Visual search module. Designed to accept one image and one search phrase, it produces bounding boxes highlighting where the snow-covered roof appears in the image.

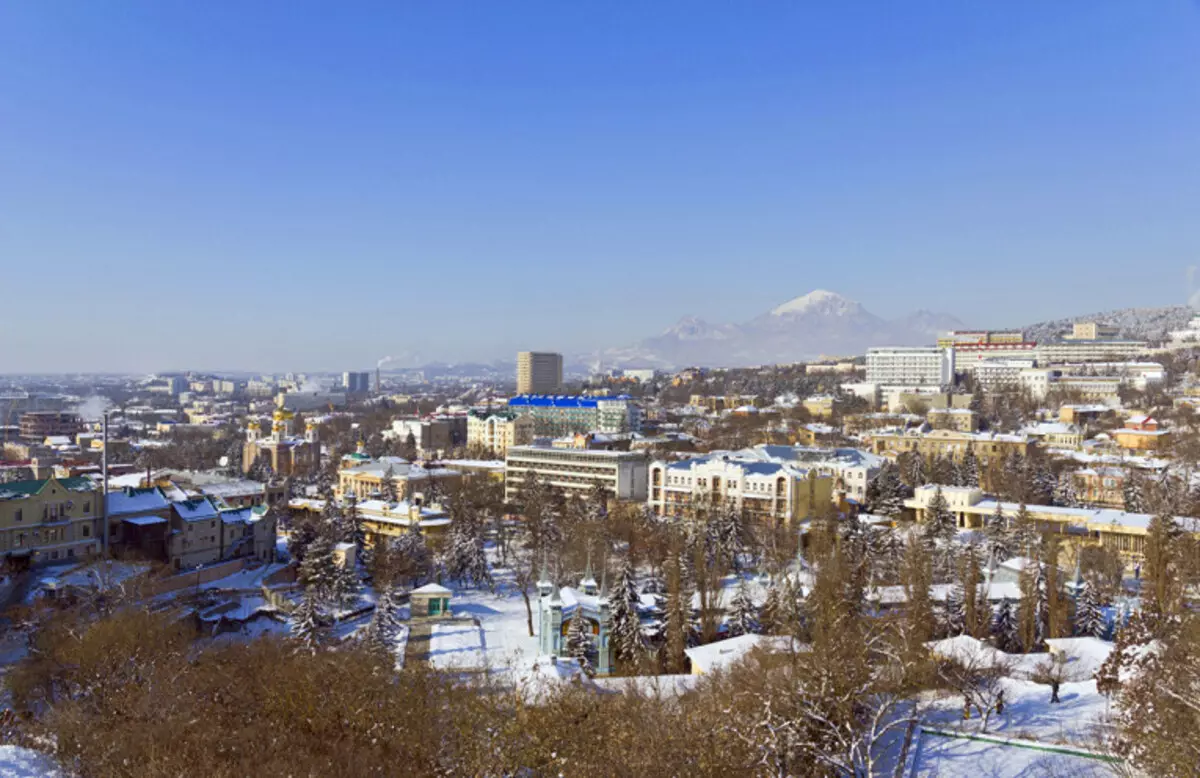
[106,487,169,516]
[172,498,218,522]
[1044,637,1113,679]
[412,583,452,595]
[684,634,800,674]
[122,515,168,526]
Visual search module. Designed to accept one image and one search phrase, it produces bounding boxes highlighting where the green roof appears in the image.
[0,476,96,501]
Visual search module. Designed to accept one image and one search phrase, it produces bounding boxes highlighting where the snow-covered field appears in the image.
[429,622,486,670]
[0,745,61,778]
[911,729,1120,777]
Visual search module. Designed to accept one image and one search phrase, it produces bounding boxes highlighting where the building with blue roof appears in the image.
[506,394,641,437]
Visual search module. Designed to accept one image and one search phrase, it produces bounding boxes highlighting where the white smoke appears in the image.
[378,355,396,368]
[73,395,113,422]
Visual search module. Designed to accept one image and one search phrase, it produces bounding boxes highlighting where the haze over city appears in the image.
[3,2,1200,372]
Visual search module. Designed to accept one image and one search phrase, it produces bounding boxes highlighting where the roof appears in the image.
[122,515,168,526]
[0,476,95,501]
[219,507,254,524]
[507,394,632,409]
[106,486,169,516]
[172,498,218,522]
[684,634,800,673]
[412,583,452,595]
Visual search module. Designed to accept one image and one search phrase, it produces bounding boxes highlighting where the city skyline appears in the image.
[2,2,1199,372]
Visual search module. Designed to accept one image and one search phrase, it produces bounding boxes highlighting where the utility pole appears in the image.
[101,410,109,558]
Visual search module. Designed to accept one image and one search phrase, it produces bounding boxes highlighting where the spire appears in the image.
[598,551,609,602]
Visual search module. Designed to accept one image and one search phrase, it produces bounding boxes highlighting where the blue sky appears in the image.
[2,2,1199,372]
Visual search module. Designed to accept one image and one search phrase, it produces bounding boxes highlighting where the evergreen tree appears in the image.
[960,445,981,488]
[992,599,1019,653]
[727,577,758,637]
[566,612,595,677]
[983,500,1013,562]
[757,581,784,636]
[362,584,402,657]
[1012,502,1038,556]
[609,556,644,663]
[944,583,965,637]
[379,464,398,503]
[922,487,957,548]
[290,590,322,653]
[1018,556,1047,653]
[902,541,935,644]
[1142,512,1183,620]
[866,462,907,519]
[1073,581,1107,638]
[1052,471,1079,508]
[445,520,491,590]
[901,451,927,488]
[343,495,365,550]
[394,520,429,587]
[1123,469,1146,513]
[1029,459,1057,505]
[663,552,690,672]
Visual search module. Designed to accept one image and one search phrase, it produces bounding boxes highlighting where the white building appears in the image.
[504,445,649,502]
[647,451,832,523]
[865,347,954,388]
[736,444,883,503]
[1035,339,1146,364]
[972,358,1039,391]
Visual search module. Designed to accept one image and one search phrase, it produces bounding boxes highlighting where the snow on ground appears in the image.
[922,678,1112,750]
[444,565,539,670]
[198,562,288,591]
[429,622,486,671]
[0,745,62,778]
[911,729,1119,777]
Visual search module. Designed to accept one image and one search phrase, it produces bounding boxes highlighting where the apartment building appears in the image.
[516,351,563,395]
[904,485,1195,568]
[507,394,641,436]
[647,452,833,523]
[505,445,648,502]
[865,347,954,387]
[466,409,535,456]
[0,476,101,567]
[337,456,463,500]
[972,358,1039,392]
[864,428,1032,464]
[19,411,83,442]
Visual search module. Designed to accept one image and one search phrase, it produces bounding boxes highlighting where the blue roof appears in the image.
[508,394,629,409]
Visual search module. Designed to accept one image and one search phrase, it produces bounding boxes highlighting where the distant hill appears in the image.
[587,290,966,369]
[1021,305,1193,343]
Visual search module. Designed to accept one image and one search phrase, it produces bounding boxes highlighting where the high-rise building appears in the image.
[343,371,371,394]
[865,347,955,387]
[516,351,563,394]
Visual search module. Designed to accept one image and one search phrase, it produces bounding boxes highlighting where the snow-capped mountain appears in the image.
[588,290,965,369]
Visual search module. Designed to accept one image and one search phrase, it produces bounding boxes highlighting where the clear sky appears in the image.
[2,2,1199,373]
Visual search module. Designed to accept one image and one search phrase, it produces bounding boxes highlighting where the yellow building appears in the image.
[926,408,978,432]
[336,456,463,500]
[864,428,1031,464]
[802,395,835,419]
[0,476,102,567]
[904,485,1187,568]
[466,409,534,456]
[1112,415,1171,453]
[242,410,319,476]
[354,499,452,545]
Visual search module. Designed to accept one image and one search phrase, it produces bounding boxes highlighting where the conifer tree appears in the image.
[992,599,1019,653]
[379,464,398,503]
[983,500,1013,562]
[901,541,935,644]
[362,584,402,657]
[1142,512,1183,620]
[758,581,783,636]
[944,583,965,637]
[960,445,980,488]
[445,520,491,590]
[1052,471,1079,508]
[866,462,907,519]
[290,590,322,653]
[727,577,758,637]
[1073,580,1106,638]
[609,556,644,663]
[566,612,595,677]
[922,486,957,549]
[1123,469,1146,513]
[1012,502,1038,556]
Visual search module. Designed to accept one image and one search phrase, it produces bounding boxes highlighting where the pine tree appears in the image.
[1012,502,1038,557]
[992,599,1019,653]
[727,577,758,637]
[1018,555,1047,653]
[901,451,927,488]
[362,584,402,656]
[1052,471,1079,508]
[1073,580,1107,638]
[866,462,907,519]
[446,520,491,590]
[566,611,595,677]
[758,581,783,635]
[902,541,935,644]
[1123,469,1146,513]
[379,464,398,503]
[983,500,1013,562]
[1142,512,1183,620]
[1029,459,1057,505]
[960,446,980,488]
[609,556,644,663]
[922,487,957,548]
[663,553,690,672]
[394,520,429,587]
[290,590,322,653]
[944,583,965,637]
[343,494,365,550]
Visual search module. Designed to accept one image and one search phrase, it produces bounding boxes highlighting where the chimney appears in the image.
[375,367,381,394]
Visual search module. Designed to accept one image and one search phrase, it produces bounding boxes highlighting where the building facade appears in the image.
[19,411,83,442]
[466,410,535,456]
[517,351,564,395]
[242,410,319,476]
[865,347,954,387]
[0,477,101,567]
[647,452,833,523]
[507,395,641,436]
[505,445,649,502]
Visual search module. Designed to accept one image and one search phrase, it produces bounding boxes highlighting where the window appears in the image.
[13,509,21,523]
[84,501,90,513]
[82,525,90,537]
